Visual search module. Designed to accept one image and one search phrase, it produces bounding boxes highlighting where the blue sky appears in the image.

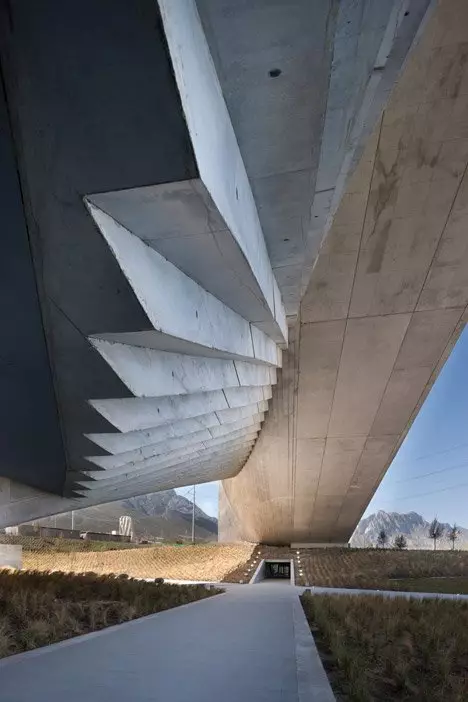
[178,326,468,526]
[176,482,219,518]
[364,325,468,525]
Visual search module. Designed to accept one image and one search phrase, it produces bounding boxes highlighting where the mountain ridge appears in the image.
[33,489,218,542]
[352,510,468,549]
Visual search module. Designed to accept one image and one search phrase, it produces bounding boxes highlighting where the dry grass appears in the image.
[0,534,141,552]
[223,546,468,592]
[296,548,468,590]
[0,568,220,659]
[301,593,468,701]
[24,543,255,581]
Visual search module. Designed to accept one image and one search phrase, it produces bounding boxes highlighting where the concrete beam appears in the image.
[86,424,261,470]
[87,203,280,366]
[84,433,259,482]
[87,412,264,454]
[89,389,269,433]
[157,0,287,344]
[80,443,254,496]
[91,340,275,397]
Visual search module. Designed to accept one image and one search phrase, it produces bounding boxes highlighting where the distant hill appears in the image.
[351,510,468,549]
[34,489,218,543]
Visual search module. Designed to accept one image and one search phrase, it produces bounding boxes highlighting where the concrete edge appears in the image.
[292,595,336,702]
[297,585,468,600]
[249,558,265,584]
[0,589,226,669]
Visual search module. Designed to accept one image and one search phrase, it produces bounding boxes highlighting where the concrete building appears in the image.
[1,0,467,544]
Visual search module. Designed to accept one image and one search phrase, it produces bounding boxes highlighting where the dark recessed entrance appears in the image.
[264,561,291,580]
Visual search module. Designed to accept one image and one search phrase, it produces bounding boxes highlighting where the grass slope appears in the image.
[301,593,468,701]
[223,546,468,593]
[296,548,468,591]
[0,534,142,552]
[0,569,220,659]
[21,543,255,582]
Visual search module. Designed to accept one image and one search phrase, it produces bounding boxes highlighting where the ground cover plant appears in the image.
[0,568,220,659]
[19,542,255,581]
[223,546,468,593]
[0,534,141,552]
[301,592,468,701]
[296,548,468,592]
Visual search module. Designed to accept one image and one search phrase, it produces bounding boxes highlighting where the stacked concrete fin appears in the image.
[79,202,282,502]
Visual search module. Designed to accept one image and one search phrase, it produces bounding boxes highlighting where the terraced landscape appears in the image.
[19,541,255,582]
[5,534,468,593]
[223,546,468,593]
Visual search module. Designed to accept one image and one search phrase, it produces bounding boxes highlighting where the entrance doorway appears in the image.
[264,561,291,580]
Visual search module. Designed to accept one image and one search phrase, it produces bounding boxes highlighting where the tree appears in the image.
[377,529,388,549]
[428,518,444,551]
[448,524,460,551]
[393,534,407,550]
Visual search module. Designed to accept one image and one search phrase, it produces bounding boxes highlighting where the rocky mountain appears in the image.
[34,489,218,543]
[123,491,218,535]
[351,510,468,549]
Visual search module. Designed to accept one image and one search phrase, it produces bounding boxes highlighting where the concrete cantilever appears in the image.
[1,0,468,549]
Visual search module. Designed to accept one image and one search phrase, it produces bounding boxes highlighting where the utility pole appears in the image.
[71,510,75,531]
[191,485,196,545]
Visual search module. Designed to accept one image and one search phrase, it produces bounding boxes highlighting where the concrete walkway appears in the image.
[0,582,334,702]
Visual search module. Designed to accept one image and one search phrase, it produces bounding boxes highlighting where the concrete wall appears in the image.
[0,545,22,570]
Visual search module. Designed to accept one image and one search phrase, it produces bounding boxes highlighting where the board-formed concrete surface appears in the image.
[220,0,468,544]
[0,584,335,702]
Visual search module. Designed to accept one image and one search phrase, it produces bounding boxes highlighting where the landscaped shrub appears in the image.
[0,569,221,658]
[302,593,468,701]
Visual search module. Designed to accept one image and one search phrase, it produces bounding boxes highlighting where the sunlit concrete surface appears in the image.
[220,0,468,544]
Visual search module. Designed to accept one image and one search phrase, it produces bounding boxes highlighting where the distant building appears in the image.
[119,516,134,539]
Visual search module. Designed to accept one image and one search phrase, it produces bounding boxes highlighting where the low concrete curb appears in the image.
[249,558,265,584]
[298,585,468,600]
[292,595,336,702]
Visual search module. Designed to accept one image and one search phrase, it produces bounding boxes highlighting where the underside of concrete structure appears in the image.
[1,0,467,544]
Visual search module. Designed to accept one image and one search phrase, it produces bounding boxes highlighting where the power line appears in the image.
[385,480,468,503]
[178,487,195,500]
[411,440,468,463]
[396,459,468,483]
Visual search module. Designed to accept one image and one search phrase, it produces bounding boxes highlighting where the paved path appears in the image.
[0,582,334,702]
